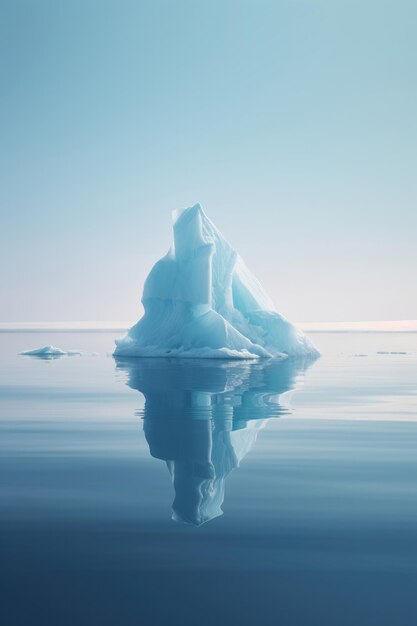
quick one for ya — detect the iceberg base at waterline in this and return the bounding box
[114,203,319,359]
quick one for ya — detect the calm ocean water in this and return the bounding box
[1,331,417,625]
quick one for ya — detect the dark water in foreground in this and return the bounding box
[1,331,417,625]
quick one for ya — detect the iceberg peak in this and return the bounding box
[172,202,203,224]
[114,203,319,359]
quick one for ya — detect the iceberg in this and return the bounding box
[114,203,319,359]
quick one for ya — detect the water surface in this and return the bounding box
[1,331,417,625]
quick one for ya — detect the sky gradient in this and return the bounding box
[1,0,416,323]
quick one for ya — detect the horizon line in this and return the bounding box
[0,320,416,333]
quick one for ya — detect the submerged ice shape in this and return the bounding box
[20,345,82,358]
[114,204,319,359]
[116,355,315,525]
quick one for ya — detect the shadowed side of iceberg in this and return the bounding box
[114,203,319,359]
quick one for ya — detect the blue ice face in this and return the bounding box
[115,204,319,359]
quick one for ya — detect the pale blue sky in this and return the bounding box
[1,0,416,323]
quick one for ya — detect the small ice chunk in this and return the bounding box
[376,351,407,355]
[20,345,81,358]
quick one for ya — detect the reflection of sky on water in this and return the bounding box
[116,357,316,525]
[1,333,417,626]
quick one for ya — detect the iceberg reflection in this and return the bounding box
[116,357,315,525]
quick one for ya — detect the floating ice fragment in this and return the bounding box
[20,345,82,358]
[376,351,407,355]
[114,203,319,359]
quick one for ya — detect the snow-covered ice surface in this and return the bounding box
[115,203,319,359]
[20,345,82,358]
